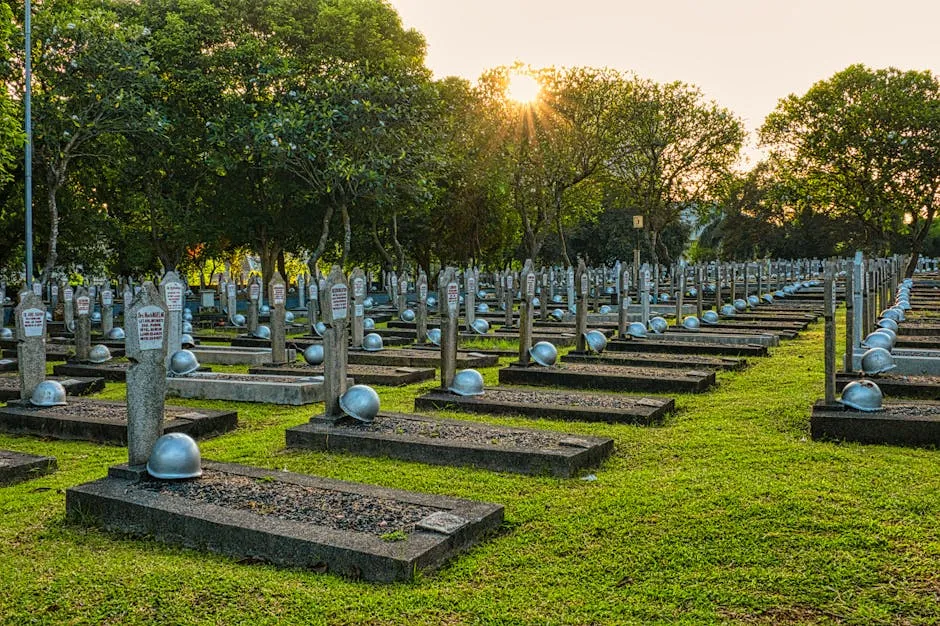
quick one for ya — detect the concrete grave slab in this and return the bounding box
[165,372,345,405]
[287,412,614,477]
[561,351,746,371]
[0,374,105,401]
[810,400,940,447]
[0,450,57,486]
[66,460,503,583]
[498,361,715,393]
[53,360,211,382]
[248,363,435,387]
[607,337,768,357]
[347,349,498,369]
[0,398,236,444]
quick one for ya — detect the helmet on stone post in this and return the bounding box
[529,341,558,366]
[312,322,327,338]
[232,314,247,327]
[720,304,737,317]
[400,309,416,322]
[733,299,747,312]
[29,380,68,407]
[180,333,196,348]
[363,317,375,330]
[339,384,380,423]
[448,369,485,396]
[168,349,200,376]
[702,310,719,325]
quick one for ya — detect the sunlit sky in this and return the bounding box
[388,0,940,163]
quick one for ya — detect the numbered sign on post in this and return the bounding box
[227,284,236,298]
[309,283,318,302]
[136,306,166,351]
[330,284,348,320]
[580,275,589,296]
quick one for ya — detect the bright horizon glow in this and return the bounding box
[388,0,940,164]
[506,73,541,104]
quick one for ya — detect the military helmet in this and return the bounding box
[180,333,195,348]
[584,329,608,354]
[471,318,490,335]
[733,299,747,312]
[91,311,102,323]
[363,296,375,309]
[448,369,485,397]
[259,304,271,315]
[107,327,125,340]
[312,321,327,337]
[182,321,194,334]
[339,384,380,423]
[598,304,612,314]
[400,309,416,322]
[720,304,737,317]
[303,344,324,366]
[860,347,896,375]
[88,344,112,364]
[362,333,384,352]
[627,322,648,338]
[476,303,489,314]
[839,379,883,412]
[427,328,442,346]
[648,316,668,334]
[146,432,202,480]
[285,311,295,323]
[550,308,565,322]
[168,349,200,376]
[702,310,719,325]
[363,317,376,330]
[529,341,558,367]
[876,318,898,333]
[29,380,67,407]
[551,294,563,304]
[861,331,893,351]
[682,315,701,330]
[232,314,247,327]
[254,325,271,340]
[747,295,760,308]
[0,327,13,340]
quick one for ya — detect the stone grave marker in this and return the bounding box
[504,270,514,327]
[350,268,366,349]
[15,291,47,401]
[307,277,319,333]
[464,268,476,330]
[247,275,261,334]
[675,268,685,322]
[824,261,836,404]
[439,267,459,390]
[619,266,631,337]
[575,260,588,352]
[398,274,408,315]
[318,266,349,418]
[388,271,397,303]
[269,273,287,364]
[62,282,74,331]
[566,266,575,312]
[696,265,704,318]
[297,274,306,309]
[640,264,651,328]
[540,268,548,322]
[226,282,237,324]
[160,271,185,368]
[416,271,428,344]
[74,286,91,361]
[518,260,536,365]
[549,267,556,300]
[125,282,168,466]
[123,282,134,320]
[101,285,114,334]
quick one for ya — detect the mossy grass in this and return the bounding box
[2,309,939,623]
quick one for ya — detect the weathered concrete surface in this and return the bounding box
[165,372,350,405]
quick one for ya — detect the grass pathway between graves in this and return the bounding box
[1,310,939,625]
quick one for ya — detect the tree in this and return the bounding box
[761,64,940,275]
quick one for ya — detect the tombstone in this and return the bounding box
[504,270,514,327]
[464,268,476,331]
[307,277,320,334]
[639,264,651,327]
[388,271,397,303]
[824,262,836,403]
[549,268,556,300]
[675,267,685,322]
[62,282,75,330]
[226,281,237,324]
[416,271,429,344]
[695,266,704,318]
[100,285,114,334]
[269,273,288,365]
[247,275,261,335]
[350,268,366,349]
[73,286,92,362]
[160,271,185,369]
[619,267,631,337]
[439,267,460,390]
[518,261,536,365]
[652,264,660,304]
[125,282,168,467]
[15,291,47,401]
[297,274,306,309]
[566,266,575,312]
[575,260,588,352]
[539,269,548,322]
[318,266,349,418]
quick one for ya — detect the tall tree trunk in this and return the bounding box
[906,202,937,277]
[391,212,406,274]
[277,250,286,281]
[306,205,335,276]
[371,216,394,272]
[40,171,61,285]
[556,211,571,267]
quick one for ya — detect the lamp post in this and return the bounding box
[24,0,34,288]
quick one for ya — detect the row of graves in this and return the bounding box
[4,253,934,582]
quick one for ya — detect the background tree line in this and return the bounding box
[0,0,937,283]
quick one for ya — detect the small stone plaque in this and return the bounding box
[353,277,365,298]
[399,278,408,294]
[32,282,42,296]
[506,274,513,290]
[354,304,364,317]
[101,290,113,306]
[419,283,427,302]
[272,283,286,306]
[446,282,459,313]
[21,308,45,337]
[249,283,260,301]
[526,273,536,298]
[76,296,91,316]
[416,511,469,535]
[330,284,348,320]
[136,305,166,350]
[468,276,476,291]
[64,287,74,301]
[164,283,183,311]
[580,276,589,295]
[227,283,236,298]
[559,437,592,449]
[309,284,318,301]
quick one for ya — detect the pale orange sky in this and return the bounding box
[388,0,940,162]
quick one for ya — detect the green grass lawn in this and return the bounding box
[2,312,938,625]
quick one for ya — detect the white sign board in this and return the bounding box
[580,275,589,296]
[446,282,459,314]
[309,284,318,301]
[249,283,260,301]
[32,282,42,296]
[101,290,113,306]
[227,283,236,298]
[64,287,74,301]
[272,283,286,306]
[330,284,348,320]
[353,277,365,298]
[526,273,536,298]
[419,283,428,303]
[22,308,45,338]
[164,283,184,312]
[136,306,166,351]
[76,296,91,316]
[354,304,364,317]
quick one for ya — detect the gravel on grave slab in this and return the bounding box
[180,373,321,383]
[0,376,20,389]
[346,414,574,449]
[261,362,415,375]
[576,352,729,365]
[876,404,940,416]
[468,388,664,410]
[13,399,203,423]
[138,469,440,536]
[873,374,940,384]
[523,363,700,377]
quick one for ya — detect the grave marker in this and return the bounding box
[226,282,237,324]
[465,268,476,330]
[125,283,168,466]
[318,266,349,418]
[15,291,47,401]
[74,286,91,361]
[62,283,74,331]
[297,274,306,309]
[639,265,651,328]
[269,273,287,364]
[101,285,114,334]
[504,270,514,327]
[619,267,631,337]
[440,267,459,390]
[307,277,319,333]
[247,275,261,334]
[575,260,588,352]
[566,266,575,312]
[350,268,366,348]
[160,271,185,368]
[416,271,429,344]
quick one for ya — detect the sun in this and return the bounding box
[506,73,541,104]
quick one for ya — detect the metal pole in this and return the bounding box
[24,0,34,287]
